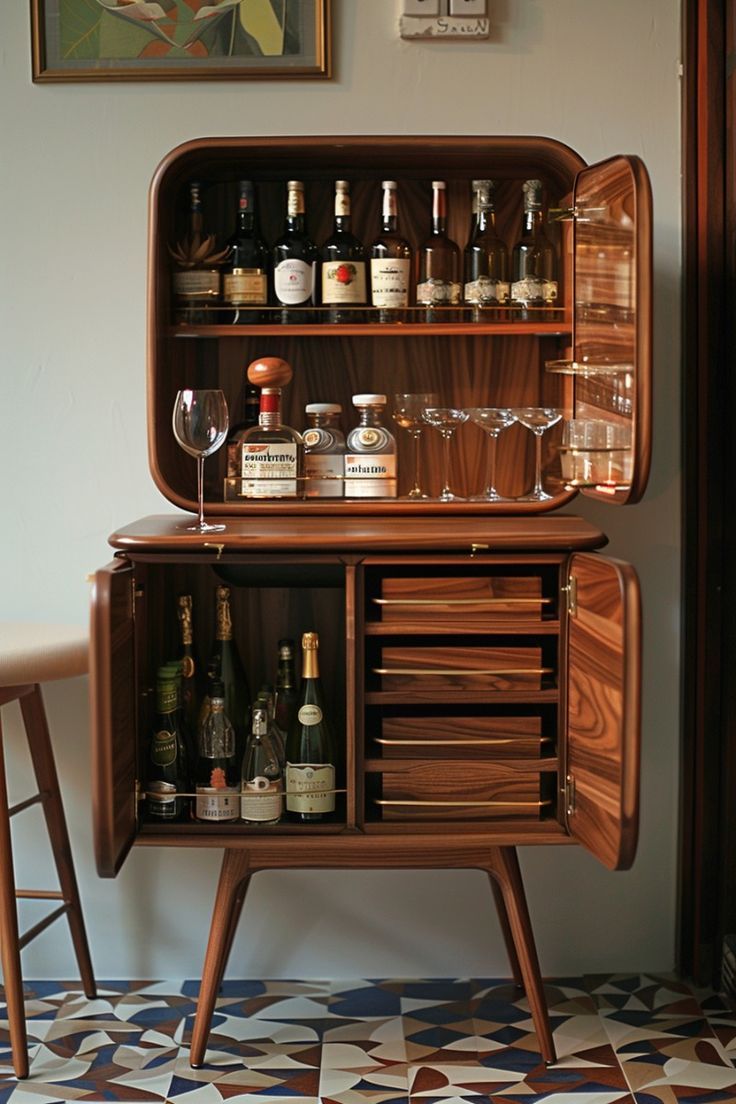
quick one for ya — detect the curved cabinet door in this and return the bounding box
[564,552,641,870]
[90,557,137,878]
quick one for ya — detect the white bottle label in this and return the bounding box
[304,452,344,495]
[511,277,557,305]
[195,787,239,821]
[240,777,283,822]
[464,276,510,306]
[298,703,323,725]
[241,442,298,498]
[274,259,315,305]
[285,763,336,813]
[370,258,410,307]
[322,260,367,305]
[344,454,397,498]
[416,277,461,305]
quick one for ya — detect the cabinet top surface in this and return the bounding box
[108,514,607,554]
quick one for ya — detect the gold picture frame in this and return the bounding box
[31,0,331,82]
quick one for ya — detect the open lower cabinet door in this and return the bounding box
[565,552,641,870]
[89,557,137,878]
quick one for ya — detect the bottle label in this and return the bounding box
[511,277,558,305]
[274,259,315,305]
[195,786,239,821]
[370,258,410,307]
[241,777,283,822]
[298,703,323,725]
[464,276,510,306]
[240,442,299,498]
[344,453,397,478]
[223,271,267,306]
[285,763,336,814]
[147,781,177,817]
[151,729,177,767]
[304,452,344,497]
[322,261,367,305]
[173,270,221,299]
[416,277,461,306]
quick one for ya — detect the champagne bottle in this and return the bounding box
[511,179,558,315]
[211,586,250,763]
[195,678,239,822]
[320,180,367,324]
[222,180,269,325]
[177,595,203,762]
[241,705,283,824]
[274,637,299,745]
[146,666,188,820]
[370,180,412,323]
[286,632,336,822]
[416,180,461,322]
[463,179,509,318]
[273,180,318,324]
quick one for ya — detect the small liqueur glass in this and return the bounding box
[466,407,517,501]
[422,406,469,502]
[512,406,564,501]
[392,392,438,499]
[172,389,229,532]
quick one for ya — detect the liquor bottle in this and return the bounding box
[241,705,283,825]
[195,678,239,822]
[370,180,412,323]
[146,665,188,821]
[320,180,367,324]
[237,357,303,499]
[303,403,345,497]
[344,394,398,498]
[169,181,229,325]
[254,686,285,771]
[272,180,318,324]
[511,179,558,314]
[285,632,336,822]
[210,585,250,763]
[176,594,203,762]
[274,638,299,743]
[222,180,269,325]
[197,659,218,732]
[416,180,461,321]
[463,179,509,317]
[226,372,261,479]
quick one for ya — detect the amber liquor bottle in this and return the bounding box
[222,180,269,324]
[416,180,461,322]
[511,179,558,315]
[464,179,509,318]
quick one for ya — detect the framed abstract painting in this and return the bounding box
[31,0,331,81]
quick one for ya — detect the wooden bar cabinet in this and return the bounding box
[90,135,651,1067]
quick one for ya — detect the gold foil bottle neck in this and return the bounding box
[215,585,233,641]
[301,631,320,679]
[177,595,193,646]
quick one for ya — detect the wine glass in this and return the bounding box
[422,407,469,501]
[392,393,438,499]
[172,389,229,532]
[466,408,517,501]
[512,407,564,501]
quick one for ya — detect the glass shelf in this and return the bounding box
[545,358,634,376]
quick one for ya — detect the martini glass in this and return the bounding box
[392,392,438,498]
[512,407,564,501]
[466,407,517,501]
[422,407,469,501]
[172,389,229,532]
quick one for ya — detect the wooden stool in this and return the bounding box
[0,623,96,1078]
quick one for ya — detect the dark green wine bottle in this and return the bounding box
[285,632,336,822]
[274,637,299,749]
[177,594,203,764]
[146,666,188,820]
[211,585,250,765]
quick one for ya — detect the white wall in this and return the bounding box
[1,0,681,979]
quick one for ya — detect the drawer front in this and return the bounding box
[374,644,549,692]
[375,761,544,821]
[375,574,548,623]
[375,713,545,759]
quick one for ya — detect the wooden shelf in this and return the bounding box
[363,620,561,636]
[364,689,559,705]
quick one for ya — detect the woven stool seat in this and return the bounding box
[0,623,88,687]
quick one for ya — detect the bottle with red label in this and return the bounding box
[320,180,367,324]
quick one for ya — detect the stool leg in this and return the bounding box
[20,686,96,1000]
[0,711,29,1079]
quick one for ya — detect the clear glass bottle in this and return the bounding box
[511,179,558,314]
[416,180,461,321]
[285,632,337,822]
[195,678,239,823]
[222,180,269,325]
[272,180,318,324]
[255,685,285,768]
[463,179,509,317]
[320,180,367,324]
[370,180,412,323]
[344,394,398,498]
[241,705,283,825]
[237,358,303,499]
[303,403,345,497]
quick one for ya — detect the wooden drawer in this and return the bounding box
[373,574,549,624]
[372,761,546,821]
[372,644,550,692]
[374,712,547,759]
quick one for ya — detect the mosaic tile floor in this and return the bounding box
[1,976,735,1104]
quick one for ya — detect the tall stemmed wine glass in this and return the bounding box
[392,392,438,499]
[172,389,229,532]
[422,407,469,501]
[466,408,517,501]
[512,407,564,501]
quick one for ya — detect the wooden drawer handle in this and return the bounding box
[374,798,551,809]
[375,736,549,747]
[372,666,553,677]
[372,597,550,607]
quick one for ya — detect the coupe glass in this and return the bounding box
[512,407,564,501]
[392,392,438,499]
[466,407,517,501]
[172,389,229,532]
[422,407,469,501]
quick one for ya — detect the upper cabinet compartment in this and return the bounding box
[146,137,652,517]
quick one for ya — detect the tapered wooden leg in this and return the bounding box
[0,713,29,1079]
[20,686,96,1000]
[488,873,524,989]
[190,849,251,1068]
[487,846,556,1066]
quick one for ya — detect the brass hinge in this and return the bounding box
[549,204,606,223]
[130,578,143,618]
[565,773,576,816]
[562,574,577,616]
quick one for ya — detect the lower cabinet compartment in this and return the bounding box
[367,704,554,760]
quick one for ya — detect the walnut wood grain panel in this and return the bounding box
[89,558,137,878]
[565,553,641,870]
[374,644,548,692]
[375,574,545,623]
[374,761,545,821]
[373,712,546,760]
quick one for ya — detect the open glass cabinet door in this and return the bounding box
[90,557,137,878]
[564,552,641,870]
[552,155,652,505]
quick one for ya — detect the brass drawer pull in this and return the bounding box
[375,736,541,747]
[374,798,551,809]
[372,666,553,677]
[373,597,550,606]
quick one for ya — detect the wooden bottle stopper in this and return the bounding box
[247,357,293,390]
